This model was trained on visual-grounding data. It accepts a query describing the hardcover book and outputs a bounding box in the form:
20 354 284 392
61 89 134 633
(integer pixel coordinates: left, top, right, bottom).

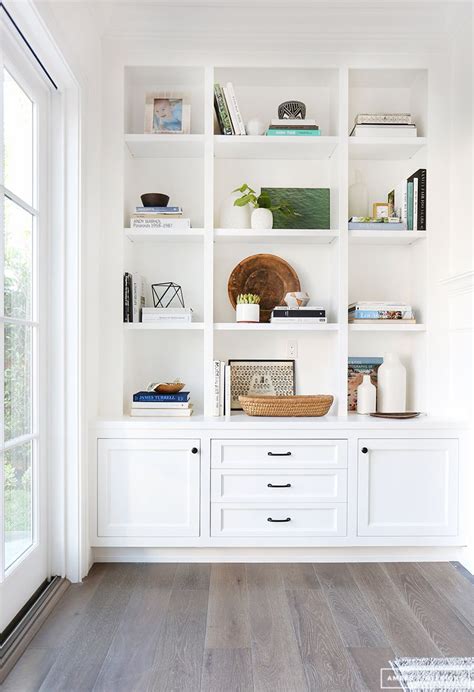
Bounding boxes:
261 187 330 229
347 357 383 411
133 391 190 402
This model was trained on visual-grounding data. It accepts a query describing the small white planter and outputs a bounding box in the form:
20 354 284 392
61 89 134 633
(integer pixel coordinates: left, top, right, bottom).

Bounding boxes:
251 208 273 230
357 375 376 414
236 303 260 323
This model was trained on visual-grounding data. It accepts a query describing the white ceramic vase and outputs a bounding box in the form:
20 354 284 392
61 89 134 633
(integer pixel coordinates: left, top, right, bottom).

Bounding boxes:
284 291 310 308
377 353 406 412
236 303 260 323
251 208 273 230
220 192 251 229
356 374 376 414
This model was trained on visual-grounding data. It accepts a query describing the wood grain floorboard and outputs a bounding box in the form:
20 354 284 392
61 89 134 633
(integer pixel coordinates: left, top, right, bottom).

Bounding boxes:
200 648 253 692
347 647 400 691
279 563 320 590
205 564 251 649
382 562 474 657
38 564 139 692
1 649 58 692
417 562 474 631
313 563 388 648
246 564 308 692
286 587 366 691
349 563 441 658
92 564 177 691
172 563 211 590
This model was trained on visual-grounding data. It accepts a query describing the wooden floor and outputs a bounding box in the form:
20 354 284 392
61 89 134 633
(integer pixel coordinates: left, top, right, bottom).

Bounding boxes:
3 562 473 691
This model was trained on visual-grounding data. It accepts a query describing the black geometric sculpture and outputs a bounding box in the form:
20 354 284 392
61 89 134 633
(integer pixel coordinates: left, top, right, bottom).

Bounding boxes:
278 100 306 120
151 282 185 308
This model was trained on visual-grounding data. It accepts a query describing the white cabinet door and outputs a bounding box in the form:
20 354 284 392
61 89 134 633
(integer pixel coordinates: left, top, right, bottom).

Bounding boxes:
98 439 200 537
358 439 459 537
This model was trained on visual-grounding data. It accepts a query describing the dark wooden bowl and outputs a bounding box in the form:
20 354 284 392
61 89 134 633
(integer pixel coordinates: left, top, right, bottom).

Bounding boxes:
140 193 170 207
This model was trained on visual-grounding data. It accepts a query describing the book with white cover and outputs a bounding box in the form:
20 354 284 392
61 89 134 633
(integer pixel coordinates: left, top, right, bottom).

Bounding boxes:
226 83 246 135
142 314 192 323
224 365 231 416
132 401 191 409
142 307 192 314
350 124 417 138
130 406 193 417
213 360 220 416
219 361 225 416
355 113 412 125
223 85 241 135
132 273 145 322
130 218 191 230
270 317 327 324
271 118 318 126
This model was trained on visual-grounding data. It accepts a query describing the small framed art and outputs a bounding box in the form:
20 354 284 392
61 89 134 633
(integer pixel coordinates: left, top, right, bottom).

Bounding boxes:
144 93 191 134
228 359 295 410
372 202 389 219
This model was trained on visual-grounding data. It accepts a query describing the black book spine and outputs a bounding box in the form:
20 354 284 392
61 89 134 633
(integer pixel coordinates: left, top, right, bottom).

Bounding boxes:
408 168 427 231
272 309 326 318
127 274 133 322
123 273 130 323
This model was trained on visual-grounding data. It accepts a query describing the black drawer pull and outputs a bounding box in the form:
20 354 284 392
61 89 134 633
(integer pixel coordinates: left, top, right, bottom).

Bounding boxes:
267 483 292 488
267 451 292 457
191 447 199 454
361 447 368 454
267 517 291 523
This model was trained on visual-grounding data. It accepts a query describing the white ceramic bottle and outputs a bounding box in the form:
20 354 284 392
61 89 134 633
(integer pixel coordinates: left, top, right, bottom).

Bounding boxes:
356 374 376 414
377 353 406 412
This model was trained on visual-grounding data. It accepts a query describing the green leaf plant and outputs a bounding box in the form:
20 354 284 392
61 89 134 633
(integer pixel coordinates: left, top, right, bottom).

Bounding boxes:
232 183 300 218
236 293 261 305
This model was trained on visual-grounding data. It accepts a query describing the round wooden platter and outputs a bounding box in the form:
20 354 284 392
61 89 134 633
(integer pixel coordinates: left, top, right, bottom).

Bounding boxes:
228 254 300 322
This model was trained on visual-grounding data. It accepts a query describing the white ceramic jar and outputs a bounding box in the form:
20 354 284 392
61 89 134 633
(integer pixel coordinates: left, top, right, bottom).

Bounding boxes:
236 303 260 323
251 208 273 230
377 353 406 412
356 374 376 414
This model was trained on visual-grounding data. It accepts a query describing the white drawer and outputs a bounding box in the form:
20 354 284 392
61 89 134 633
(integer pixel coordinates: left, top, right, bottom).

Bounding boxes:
211 503 347 537
211 469 347 502
211 439 347 469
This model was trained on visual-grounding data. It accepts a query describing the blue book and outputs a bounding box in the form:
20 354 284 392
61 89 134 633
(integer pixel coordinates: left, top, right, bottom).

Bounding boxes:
133 391 190 402
348 222 407 230
407 181 414 231
134 206 182 213
349 309 411 319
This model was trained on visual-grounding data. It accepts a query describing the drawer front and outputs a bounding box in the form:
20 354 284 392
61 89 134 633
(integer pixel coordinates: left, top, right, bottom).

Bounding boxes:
211 503 346 537
211 439 347 469
211 469 347 502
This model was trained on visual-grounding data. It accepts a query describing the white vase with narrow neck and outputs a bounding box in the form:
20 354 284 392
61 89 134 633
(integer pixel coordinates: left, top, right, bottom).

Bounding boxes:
377 353 406 412
356 374 376 414
349 169 368 218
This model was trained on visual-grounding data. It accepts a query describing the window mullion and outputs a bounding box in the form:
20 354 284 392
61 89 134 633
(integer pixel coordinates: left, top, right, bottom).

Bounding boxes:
2 186 39 217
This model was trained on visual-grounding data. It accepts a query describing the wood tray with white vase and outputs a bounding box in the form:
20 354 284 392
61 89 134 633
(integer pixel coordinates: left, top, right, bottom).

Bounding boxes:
239 394 334 417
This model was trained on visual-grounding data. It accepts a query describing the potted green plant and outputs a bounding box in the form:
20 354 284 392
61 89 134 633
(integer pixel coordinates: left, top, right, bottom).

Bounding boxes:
233 184 298 230
236 293 261 323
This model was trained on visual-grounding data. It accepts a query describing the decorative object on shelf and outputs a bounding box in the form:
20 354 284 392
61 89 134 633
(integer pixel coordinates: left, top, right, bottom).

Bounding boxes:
266 117 320 137
349 169 368 218
235 294 260 323
142 307 193 324
372 202 389 219
144 93 190 134
350 113 416 137
349 301 415 324
370 411 420 419
140 193 170 207
228 359 295 410
214 83 245 135
220 192 252 229
151 282 185 308
356 375 377 414
377 352 407 413
278 100 306 119
233 183 300 231
151 380 185 394
348 217 406 231
228 254 300 323
239 394 333 418
348 357 383 411
284 291 310 308
245 118 266 136
271 305 327 324
261 187 330 229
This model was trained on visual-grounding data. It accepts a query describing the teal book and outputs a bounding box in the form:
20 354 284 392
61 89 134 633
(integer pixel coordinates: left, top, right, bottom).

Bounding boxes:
261 187 330 229
266 129 321 136
407 180 414 231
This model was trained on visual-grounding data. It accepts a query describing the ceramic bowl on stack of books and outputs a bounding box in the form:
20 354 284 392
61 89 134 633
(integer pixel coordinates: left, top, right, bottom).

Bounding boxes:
131 382 193 417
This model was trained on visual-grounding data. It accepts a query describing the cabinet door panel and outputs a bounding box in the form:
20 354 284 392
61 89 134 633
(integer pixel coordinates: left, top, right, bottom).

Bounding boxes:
98 439 200 537
358 439 458 537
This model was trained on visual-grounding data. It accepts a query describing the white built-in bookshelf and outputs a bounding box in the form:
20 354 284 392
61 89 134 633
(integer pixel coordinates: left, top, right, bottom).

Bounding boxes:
121 66 430 418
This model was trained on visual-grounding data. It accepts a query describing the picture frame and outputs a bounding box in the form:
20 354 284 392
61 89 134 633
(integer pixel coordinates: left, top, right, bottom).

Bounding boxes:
144 92 191 134
372 202 389 219
228 359 295 410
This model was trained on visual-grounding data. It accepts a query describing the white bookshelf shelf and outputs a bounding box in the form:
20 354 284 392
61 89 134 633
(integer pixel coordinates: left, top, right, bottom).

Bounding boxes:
125 134 205 158
349 323 426 332
125 228 205 243
214 229 339 244
348 137 427 160
214 135 339 160
214 323 339 331
124 322 205 330
348 230 427 246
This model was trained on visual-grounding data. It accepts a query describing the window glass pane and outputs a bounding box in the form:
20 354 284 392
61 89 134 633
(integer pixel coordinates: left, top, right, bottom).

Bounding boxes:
4 442 33 570
3 69 34 205
4 197 33 320
4 323 32 441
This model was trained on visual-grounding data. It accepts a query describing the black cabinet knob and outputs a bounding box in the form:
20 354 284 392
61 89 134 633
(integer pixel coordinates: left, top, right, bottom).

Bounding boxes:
361 447 368 454
191 447 199 454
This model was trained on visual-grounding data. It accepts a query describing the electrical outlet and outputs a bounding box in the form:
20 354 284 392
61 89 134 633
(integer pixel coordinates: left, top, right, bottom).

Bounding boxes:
288 340 298 359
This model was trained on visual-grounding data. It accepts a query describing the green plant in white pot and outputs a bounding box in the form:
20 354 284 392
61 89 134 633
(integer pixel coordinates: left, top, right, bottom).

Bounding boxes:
236 293 261 323
233 184 298 230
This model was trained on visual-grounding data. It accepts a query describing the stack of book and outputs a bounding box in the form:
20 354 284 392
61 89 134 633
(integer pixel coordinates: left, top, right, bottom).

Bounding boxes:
270 306 327 324
131 389 193 417
214 83 246 135
142 307 193 324
130 206 191 231
349 302 415 324
212 361 231 416
266 119 321 137
389 168 427 231
350 113 417 138
348 217 406 231
123 273 146 322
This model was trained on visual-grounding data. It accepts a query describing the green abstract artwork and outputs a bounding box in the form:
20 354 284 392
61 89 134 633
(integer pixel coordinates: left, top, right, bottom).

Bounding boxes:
262 187 330 229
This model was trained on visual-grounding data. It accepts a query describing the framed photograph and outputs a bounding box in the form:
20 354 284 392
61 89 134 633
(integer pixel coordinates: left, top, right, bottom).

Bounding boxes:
373 202 389 219
144 92 191 134
228 359 295 411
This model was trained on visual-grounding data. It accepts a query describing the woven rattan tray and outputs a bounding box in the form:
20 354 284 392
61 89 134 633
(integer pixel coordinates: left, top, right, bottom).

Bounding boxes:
239 394 334 417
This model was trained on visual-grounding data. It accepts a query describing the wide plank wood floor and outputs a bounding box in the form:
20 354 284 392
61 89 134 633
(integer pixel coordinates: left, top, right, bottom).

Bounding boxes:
3 562 473 691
